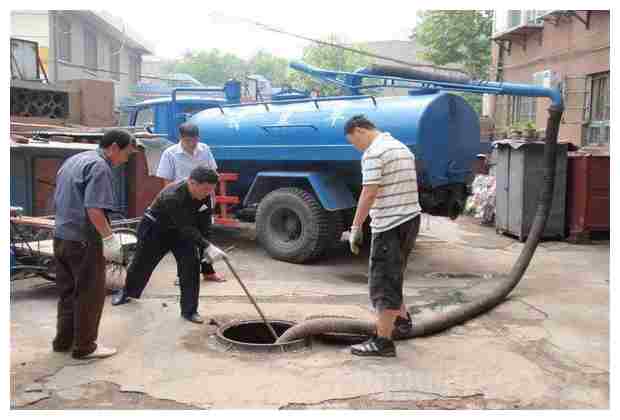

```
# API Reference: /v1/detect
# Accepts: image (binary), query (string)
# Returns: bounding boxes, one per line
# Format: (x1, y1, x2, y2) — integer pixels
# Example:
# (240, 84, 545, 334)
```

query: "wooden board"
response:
(11, 216, 55, 230)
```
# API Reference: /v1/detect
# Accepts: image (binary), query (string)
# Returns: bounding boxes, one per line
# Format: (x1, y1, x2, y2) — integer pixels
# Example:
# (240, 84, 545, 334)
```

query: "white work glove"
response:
(348, 225, 363, 255)
(102, 234, 124, 264)
(203, 243, 227, 264)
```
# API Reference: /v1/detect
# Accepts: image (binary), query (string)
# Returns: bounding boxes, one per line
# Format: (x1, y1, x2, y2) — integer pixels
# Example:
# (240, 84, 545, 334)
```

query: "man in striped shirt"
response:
(345, 115, 421, 357)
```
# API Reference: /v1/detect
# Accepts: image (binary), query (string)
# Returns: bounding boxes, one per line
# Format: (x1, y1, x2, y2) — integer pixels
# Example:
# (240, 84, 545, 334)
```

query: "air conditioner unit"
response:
(533, 70, 557, 88)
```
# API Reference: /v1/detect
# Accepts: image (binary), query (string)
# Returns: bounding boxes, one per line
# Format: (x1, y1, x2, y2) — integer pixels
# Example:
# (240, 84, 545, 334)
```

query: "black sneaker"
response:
(111, 289, 131, 306)
(350, 336, 396, 357)
(392, 312, 413, 340)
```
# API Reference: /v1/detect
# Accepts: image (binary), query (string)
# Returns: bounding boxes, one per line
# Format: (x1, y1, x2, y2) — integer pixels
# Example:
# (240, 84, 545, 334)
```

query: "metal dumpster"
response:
(566, 151, 610, 242)
(494, 140, 568, 241)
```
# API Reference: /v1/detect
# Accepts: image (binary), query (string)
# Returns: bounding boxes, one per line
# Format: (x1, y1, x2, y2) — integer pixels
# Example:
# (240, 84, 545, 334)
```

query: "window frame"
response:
(129, 53, 141, 86)
(134, 106, 155, 127)
(56, 16, 72, 62)
(83, 27, 98, 70)
(509, 95, 537, 125)
(109, 40, 121, 81)
(584, 72, 610, 145)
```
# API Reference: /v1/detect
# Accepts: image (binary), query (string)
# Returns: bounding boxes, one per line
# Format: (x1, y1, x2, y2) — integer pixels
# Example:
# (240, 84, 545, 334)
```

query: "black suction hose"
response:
(277, 104, 563, 344)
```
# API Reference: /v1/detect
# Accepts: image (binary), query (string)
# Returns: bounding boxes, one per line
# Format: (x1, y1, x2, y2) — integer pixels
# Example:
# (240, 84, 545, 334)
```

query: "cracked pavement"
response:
(10, 216, 609, 409)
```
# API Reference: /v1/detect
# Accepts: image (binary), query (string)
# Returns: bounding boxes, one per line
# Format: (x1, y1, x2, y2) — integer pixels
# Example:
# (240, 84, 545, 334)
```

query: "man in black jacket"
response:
(111, 166, 226, 323)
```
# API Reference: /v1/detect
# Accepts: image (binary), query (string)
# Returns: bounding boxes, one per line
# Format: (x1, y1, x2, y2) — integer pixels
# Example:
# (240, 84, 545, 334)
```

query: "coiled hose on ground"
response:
(277, 105, 563, 344)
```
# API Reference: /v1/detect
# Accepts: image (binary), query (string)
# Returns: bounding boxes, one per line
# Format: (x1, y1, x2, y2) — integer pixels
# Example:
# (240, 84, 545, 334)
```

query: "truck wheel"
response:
(324, 210, 345, 254)
(256, 188, 330, 263)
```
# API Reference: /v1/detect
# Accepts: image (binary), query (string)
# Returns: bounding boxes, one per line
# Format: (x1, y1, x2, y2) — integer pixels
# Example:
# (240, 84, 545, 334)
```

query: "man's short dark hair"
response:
(344, 115, 376, 135)
(179, 122, 199, 138)
(100, 129, 136, 149)
(189, 166, 219, 185)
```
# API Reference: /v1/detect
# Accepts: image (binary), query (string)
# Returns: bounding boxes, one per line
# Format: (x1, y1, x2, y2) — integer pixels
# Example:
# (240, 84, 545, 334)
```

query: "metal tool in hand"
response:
(222, 256, 280, 342)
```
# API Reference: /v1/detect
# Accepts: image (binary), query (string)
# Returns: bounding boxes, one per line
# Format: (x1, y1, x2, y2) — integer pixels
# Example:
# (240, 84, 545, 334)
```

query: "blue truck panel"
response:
(190, 92, 479, 190)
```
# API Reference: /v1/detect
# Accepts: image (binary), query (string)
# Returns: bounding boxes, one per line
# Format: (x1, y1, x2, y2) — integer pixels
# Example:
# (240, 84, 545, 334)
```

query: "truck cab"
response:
(128, 96, 229, 141)
(125, 80, 242, 141)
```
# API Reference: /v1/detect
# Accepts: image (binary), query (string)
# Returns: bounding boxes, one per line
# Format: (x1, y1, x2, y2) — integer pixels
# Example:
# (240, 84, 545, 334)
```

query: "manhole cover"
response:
(216, 319, 309, 352)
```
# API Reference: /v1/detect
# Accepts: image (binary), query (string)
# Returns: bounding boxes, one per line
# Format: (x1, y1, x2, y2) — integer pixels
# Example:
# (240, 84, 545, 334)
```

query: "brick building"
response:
(486, 10, 609, 147)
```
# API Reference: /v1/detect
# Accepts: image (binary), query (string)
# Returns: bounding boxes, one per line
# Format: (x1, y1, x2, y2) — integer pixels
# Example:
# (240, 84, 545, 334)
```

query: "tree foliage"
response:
(414, 10, 493, 79)
(414, 10, 494, 114)
(246, 51, 289, 86)
(170, 49, 289, 87)
(168, 36, 373, 96)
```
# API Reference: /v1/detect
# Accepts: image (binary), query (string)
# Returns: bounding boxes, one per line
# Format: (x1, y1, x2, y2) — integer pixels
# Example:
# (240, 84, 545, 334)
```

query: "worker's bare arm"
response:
(86, 208, 113, 238)
(352, 184, 379, 227)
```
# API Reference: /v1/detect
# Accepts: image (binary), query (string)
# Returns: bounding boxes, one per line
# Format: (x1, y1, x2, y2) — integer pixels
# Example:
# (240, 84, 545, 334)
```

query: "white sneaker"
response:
(77, 346, 117, 360)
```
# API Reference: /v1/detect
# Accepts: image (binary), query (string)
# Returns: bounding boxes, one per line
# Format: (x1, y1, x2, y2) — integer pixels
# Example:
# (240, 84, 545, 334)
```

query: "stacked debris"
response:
(464, 174, 496, 225)
(10, 116, 157, 146)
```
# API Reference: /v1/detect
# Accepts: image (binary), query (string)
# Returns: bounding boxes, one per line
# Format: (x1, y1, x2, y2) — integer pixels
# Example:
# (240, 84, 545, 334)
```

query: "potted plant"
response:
(509, 123, 523, 139)
(523, 121, 537, 140)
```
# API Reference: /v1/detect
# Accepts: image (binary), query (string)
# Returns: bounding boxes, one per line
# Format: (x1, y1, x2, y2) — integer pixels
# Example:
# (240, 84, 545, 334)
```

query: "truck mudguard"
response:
(244, 171, 356, 211)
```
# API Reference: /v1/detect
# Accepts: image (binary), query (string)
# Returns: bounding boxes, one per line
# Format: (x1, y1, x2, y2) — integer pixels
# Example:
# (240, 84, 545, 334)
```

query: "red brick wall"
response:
(491, 11, 610, 145)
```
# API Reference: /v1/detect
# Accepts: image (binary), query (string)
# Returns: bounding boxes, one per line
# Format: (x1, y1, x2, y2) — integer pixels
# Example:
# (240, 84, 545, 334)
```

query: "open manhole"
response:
(216, 319, 309, 352)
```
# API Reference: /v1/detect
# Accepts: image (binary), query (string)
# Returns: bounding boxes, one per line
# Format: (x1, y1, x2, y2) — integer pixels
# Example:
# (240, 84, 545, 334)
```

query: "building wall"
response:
(490, 11, 609, 146)
(11, 11, 51, 75)
(47, 12, 145, 106)
(12, 11, 146, 107)
(11, 11, 50, 47)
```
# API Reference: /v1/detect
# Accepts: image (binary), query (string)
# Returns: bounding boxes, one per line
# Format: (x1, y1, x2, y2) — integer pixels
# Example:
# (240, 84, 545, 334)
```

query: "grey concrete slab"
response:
(10, 216, 609, 409)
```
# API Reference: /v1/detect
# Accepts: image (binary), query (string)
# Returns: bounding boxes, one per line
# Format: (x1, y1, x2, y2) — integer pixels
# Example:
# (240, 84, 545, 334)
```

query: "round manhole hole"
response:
(216, 319, 309, 352)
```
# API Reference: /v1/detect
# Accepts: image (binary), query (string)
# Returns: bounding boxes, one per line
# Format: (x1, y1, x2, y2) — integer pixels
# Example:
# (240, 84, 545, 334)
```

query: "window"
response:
(56, 16, 71, 62)
(584, 72, 610, 145)
(134, 107, 154, 127)
(109, 41, 120, 81)
(508, 10, 522, 28)
(510, 96, 537, 125)
(84, 28, 98, 69)
(525, 10, 548, 24)
(129, 54, 141, 86)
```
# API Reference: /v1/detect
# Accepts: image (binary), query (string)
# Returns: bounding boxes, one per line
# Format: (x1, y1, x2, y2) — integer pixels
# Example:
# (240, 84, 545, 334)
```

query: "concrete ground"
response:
(10, 216, 609, 409)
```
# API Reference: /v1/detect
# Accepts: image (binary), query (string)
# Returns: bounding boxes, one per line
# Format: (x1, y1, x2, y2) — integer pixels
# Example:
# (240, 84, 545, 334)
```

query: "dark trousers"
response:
(369, 215, 421, 312)
(177, 248, 215, 279)
(53, 237, 106, 358)
(125, 218, 201, 316)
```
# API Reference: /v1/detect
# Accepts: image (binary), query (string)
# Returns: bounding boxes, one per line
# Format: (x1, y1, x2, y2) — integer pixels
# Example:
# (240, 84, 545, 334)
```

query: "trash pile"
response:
(464, 174, 496, 225)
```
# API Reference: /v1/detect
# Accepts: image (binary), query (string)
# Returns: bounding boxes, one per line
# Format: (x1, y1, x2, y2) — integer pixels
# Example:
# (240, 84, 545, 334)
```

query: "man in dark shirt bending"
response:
(111, 166, 227, 323)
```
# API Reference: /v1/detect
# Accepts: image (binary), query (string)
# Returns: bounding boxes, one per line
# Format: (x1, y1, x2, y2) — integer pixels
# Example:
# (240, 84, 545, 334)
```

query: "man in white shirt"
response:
(345, 115, 421, 357)
(156, 122, 225, 283)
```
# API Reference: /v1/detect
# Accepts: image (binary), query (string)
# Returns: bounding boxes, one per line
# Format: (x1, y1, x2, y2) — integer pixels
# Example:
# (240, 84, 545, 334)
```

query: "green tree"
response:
(286, 34, 373, 96)
(169, 49, 291, 89)
(246, 50, 289, 86)
(414, 10, 494, 114)
(172, 49, 247, 85)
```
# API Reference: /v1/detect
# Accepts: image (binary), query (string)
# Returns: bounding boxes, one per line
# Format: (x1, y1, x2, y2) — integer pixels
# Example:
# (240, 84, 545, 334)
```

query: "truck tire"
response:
(256, 187, 330, 263)
(324, 210, 345, 254)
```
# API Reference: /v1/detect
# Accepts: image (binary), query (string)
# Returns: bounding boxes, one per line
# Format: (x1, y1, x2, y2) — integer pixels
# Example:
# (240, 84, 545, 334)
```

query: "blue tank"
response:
(151, 60, 560, 263)
(190, 91, 479, 210)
